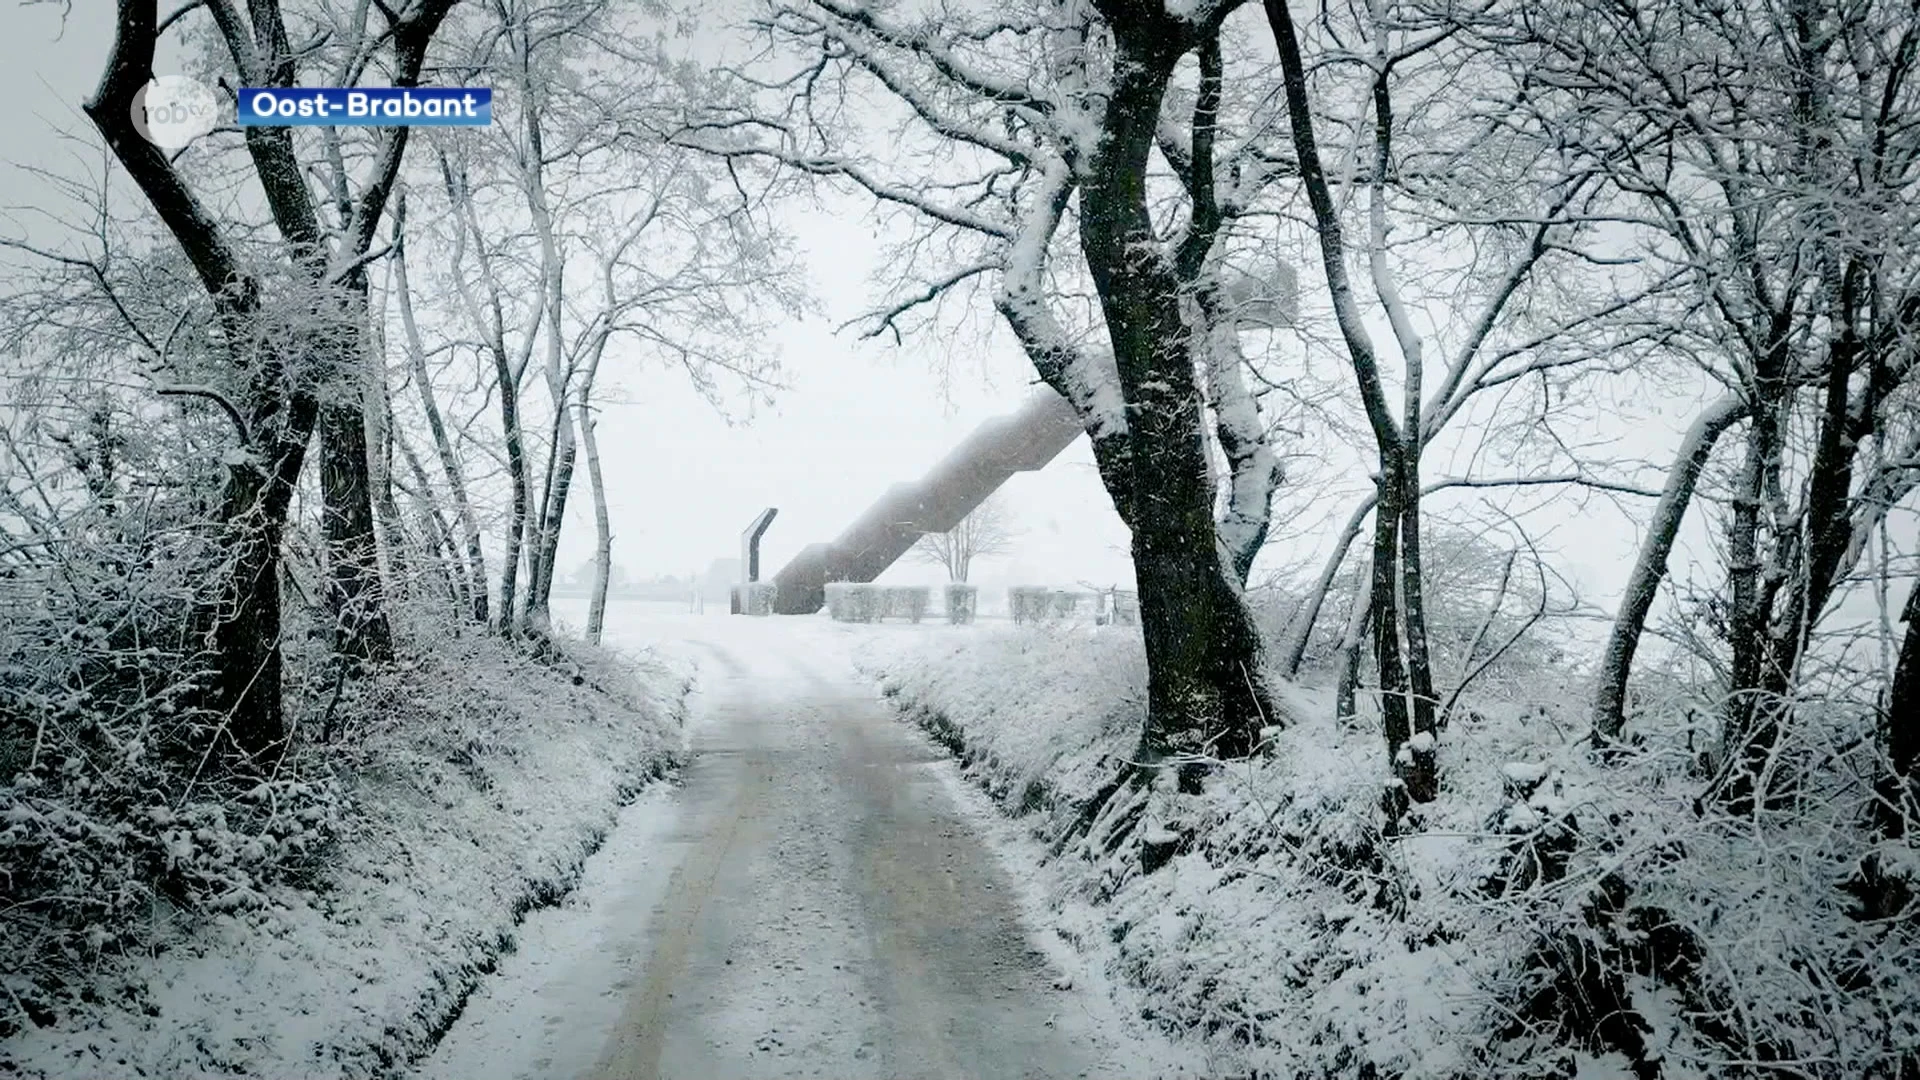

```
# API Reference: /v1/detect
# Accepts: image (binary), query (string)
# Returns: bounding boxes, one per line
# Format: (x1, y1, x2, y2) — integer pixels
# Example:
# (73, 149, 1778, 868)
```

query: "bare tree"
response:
(685, 0, 1303, 761)
(1506, 0, 1920, 806)
(80, 0, 455, 756)
(1260, 0, 1622, 801)
(401, 0, 800, 641)
(914, 495, 1020, 583)
(390, 190, 489, 623)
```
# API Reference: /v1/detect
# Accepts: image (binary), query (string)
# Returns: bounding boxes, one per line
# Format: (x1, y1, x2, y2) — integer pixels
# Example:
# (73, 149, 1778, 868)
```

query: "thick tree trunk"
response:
(310, 279, 392, 665)
(319, 385, 392, 662)
(1078, 13, 1276, 762)
(204, 412, 313, 759)
(1593, 396, 1745, 742)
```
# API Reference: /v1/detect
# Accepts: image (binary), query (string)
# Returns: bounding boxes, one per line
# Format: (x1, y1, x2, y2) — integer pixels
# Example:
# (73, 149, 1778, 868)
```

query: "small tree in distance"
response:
(913, 496, 1020, 583)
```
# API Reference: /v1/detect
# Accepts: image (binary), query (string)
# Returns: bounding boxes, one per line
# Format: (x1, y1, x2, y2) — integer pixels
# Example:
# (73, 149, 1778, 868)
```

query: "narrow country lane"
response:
(414, 614, 1154, 1080)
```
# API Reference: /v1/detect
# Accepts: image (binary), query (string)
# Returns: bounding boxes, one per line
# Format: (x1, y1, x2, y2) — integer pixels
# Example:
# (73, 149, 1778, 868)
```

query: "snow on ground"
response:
(857, 619, 1920, 1079)
(408, 777, 690, 1080)
(1, 620, 692, 1079)
(419, 607, 1210, 1080)
(12, 599, 1911, 1079)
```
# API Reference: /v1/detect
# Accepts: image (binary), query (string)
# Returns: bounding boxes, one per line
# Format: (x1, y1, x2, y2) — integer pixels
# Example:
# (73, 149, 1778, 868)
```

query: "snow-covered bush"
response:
(862, 627, 1920, 1079)
(0, 399, 351, 1034)
(945, 583, 978, 624)
(1007, 586, 1099, 625)
(825, 582, 883, 622)
(884, 585, 930, 623)
(1008, 586, 1052, 625)
(736, 581, 776, 616)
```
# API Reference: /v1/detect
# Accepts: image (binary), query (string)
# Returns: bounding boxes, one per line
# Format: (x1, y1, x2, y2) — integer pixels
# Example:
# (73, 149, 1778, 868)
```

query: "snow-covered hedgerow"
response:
(861, 625, 1920, 1080)
(1, 605, 690, 1079)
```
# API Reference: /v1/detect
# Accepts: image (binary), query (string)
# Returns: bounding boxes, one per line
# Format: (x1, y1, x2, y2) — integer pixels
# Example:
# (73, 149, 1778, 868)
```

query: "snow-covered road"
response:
(413, 610, 1154, 1080)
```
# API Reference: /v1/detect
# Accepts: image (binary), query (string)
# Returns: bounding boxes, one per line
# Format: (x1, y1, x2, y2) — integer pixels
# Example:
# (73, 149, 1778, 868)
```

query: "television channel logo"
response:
(132, 75, 221, 150)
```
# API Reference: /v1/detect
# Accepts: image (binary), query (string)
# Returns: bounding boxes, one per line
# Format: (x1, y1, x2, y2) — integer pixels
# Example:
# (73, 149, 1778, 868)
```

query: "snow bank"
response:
(860, 625, 1920, 1079)
(1, 628, 691, 1079)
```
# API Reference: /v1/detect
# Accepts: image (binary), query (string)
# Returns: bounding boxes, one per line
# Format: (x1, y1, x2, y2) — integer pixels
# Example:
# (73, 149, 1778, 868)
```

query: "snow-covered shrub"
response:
(1006, 586, 1099, 624)
(863, 627, 1920, 1080)
(0, 400, 351, 1034)
(884, 585, 930, 622)
(739, 582, 776, 616)
(3, 588, 691, 1077)
(945, 583, 978, 624)
(825, 582, 884, 622)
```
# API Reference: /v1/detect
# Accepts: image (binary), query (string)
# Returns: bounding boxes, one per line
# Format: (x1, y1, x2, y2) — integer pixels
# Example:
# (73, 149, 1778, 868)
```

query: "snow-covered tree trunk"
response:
(393, 192, 489, 623)
(1590, 396, 1746, 743)
(318, 322, 393, 662)
(1195, 287, 1283, 586)
(1076, 2, 1277, 762)
(579, 398, 612, 645)
(1334, 557, 1374, 728)
(1264, 0, 1432, 798)
(441, 155, 535, 636)
(366, 354, 413, 599)
(83, 0, 451, 754)
(517, 39, 577, 640)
